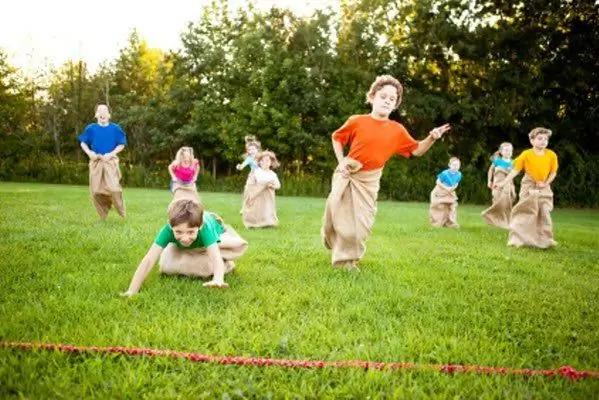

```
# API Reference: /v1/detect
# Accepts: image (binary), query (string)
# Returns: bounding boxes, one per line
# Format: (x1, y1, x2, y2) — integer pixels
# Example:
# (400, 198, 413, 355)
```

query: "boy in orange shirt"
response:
(321, 75, 451, 270)
(496, 127, 558, 248)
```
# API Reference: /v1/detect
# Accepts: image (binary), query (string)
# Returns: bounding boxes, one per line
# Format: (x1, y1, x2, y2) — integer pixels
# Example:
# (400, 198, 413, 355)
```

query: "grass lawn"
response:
(1, 182, 598, 399)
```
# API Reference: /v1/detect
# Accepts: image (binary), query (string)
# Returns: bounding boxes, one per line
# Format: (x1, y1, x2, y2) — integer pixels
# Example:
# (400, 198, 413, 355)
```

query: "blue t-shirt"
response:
(437, 169, 462, 187)
(78, 123, 127, 155)
(492, 158, 513, 170)
(241, 156, 259, 170)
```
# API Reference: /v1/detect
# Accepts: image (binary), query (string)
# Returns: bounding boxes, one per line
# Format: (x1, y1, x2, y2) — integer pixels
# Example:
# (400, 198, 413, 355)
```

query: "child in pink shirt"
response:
(169, 147, 200, 192)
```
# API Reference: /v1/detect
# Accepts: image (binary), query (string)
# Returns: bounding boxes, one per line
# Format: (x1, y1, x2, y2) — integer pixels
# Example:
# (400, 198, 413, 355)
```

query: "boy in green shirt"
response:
(122, 199, 248, 295)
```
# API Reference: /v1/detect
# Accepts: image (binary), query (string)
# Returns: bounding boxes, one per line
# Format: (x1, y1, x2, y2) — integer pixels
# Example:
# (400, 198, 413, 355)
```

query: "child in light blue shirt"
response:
(430, 157, 461, 228)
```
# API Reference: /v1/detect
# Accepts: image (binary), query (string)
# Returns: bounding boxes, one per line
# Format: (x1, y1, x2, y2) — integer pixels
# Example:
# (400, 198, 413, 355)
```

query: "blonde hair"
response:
(167, 199, 204, 228)
(366, 75, 404, 108)
(448, 156, 460, 165)
(492, 142, 513, 160)
(255, 150, 280, 169)
(528, 127, 552, 140)
(174, 146, 195, 166)
(243, 135, 261, 157)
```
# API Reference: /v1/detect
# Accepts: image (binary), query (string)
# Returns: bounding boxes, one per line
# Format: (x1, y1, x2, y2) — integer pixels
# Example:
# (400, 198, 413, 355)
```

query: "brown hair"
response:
(366, 75, 404, 107)
(528, 127, 552, 140)
(167, 199, 204, 228)
(255, 150, 280, 169)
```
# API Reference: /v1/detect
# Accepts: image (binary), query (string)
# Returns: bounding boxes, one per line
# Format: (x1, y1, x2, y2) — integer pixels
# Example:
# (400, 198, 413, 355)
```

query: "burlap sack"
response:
(89, 156, 125, 219)
(481, 168, 516, 229)
(321, 158, 382, 265)
(242, 182, 278, 228)
(429, 186, 459, 228)
(508, 175, 557, 248)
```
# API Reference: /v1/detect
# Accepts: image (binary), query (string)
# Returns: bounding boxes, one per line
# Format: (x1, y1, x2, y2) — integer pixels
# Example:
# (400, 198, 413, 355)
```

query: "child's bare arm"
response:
(105, 145, 125, 158)
(168, 162, 178, 181)
(270, 174, 281, 189)
(122, 244, 164, 296)
(436, 179, 454, 192)
(496, 169, 521, 188)
(80, 143, 98, 160)
(412, 124, 451, 157)
(203, 244, 229, 288)
(237, 158, 250, 170)
(192, 159, 200, 182)
(487, 165, 495, 188)
(332, 138, 350, 177)
(538, 172, 557, 188)
(331, 139, 345, 165)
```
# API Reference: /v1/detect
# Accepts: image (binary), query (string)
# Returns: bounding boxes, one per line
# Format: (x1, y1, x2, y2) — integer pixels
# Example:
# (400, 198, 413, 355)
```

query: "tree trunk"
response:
(212, 157, 217, 180)
(52, 112, 61, 158)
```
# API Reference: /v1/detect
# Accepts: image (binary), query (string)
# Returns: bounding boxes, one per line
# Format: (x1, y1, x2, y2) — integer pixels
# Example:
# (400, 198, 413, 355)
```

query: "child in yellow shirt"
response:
(496, 127, 558, 248)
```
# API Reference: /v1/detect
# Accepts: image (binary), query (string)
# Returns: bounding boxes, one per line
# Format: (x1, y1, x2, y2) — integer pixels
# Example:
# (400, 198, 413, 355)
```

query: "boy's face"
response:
(95, 105, 110, 124)
(248, 145, 258, 156)
(172, 222, 200, 247)
(259, 156, 272, 170)
(530, 134, 549, 150)
(369, 85, 398, 117)
(449, 160, 461, 172)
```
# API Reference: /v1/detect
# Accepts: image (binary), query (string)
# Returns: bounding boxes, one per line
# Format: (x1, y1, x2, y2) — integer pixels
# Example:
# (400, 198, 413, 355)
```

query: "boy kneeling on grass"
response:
(122, 199, 248, 295)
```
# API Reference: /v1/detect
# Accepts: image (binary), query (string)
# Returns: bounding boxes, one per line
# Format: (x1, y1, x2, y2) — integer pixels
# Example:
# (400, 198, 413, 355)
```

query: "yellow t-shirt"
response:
(513, 149, 558, 182)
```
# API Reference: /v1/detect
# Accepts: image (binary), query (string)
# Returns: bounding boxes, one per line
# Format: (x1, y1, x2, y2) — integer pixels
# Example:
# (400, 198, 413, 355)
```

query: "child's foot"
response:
(344, 261, 360, 272)
(203, 280, 229, 289)
(224, 260, 235, 272)
(333, 261, 360, 272)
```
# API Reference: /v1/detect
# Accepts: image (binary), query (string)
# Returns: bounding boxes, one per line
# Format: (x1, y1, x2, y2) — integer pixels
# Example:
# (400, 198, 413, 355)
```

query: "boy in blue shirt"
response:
(429, 157, 462, 228)
(78, 104, 127, 220)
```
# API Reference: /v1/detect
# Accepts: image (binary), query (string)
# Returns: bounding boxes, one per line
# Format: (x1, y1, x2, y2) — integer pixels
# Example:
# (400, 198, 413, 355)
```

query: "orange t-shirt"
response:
(332, 115, 419, 171)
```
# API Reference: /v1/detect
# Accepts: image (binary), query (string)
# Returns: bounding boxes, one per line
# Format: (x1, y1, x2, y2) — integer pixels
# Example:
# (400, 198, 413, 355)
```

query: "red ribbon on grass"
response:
(1, 341, 597, 381)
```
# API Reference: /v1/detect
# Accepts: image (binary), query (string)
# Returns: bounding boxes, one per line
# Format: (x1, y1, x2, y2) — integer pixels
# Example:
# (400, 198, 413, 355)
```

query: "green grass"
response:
(1, 182, 598, 399)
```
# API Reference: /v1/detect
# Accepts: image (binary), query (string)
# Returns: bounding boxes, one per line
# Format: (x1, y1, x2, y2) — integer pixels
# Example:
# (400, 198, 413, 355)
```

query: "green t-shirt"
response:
(154, 212, 224, 249)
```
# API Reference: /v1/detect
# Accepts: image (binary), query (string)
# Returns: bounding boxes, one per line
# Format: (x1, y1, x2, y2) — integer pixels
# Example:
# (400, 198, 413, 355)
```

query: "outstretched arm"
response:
(237, 157, 251, 171)
(412, 124, 451, 157)
(122, 244, 164, 296)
